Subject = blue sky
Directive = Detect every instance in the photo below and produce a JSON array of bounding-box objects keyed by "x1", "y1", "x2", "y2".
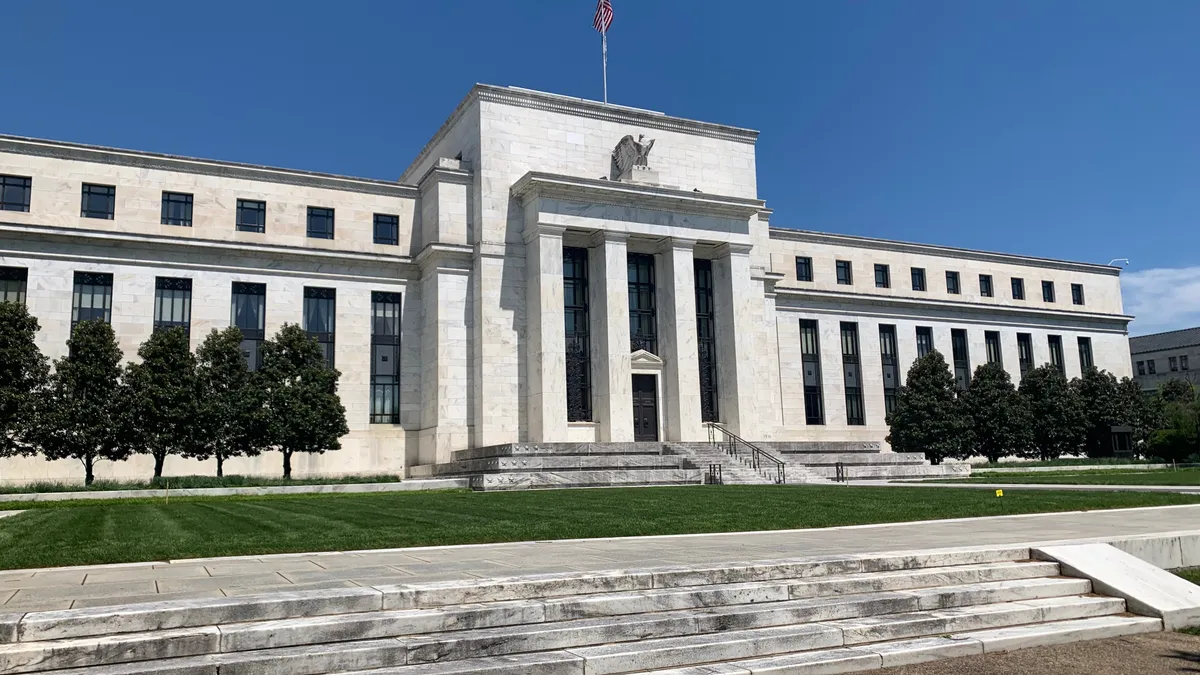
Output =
[{"x1": 4, "y1": 1, "x2": 1198, "y2": 334}]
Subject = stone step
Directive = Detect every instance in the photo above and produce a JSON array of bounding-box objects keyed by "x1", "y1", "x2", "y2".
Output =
[
  {"x1": 468, "y1": 469, "x2": 703, "y2": 490},
  {"x1": 450, "y1": 443, "x2": 666, "y2": 462},
  {"x1": 776, "y1": 453, "x2": 932, "y2": 466},
  {"x1": 409, "y1": 455, "x2": 685, "y2": 478},
  {"x1": 808, "y1": 464, "x2": 971, "y2": 480}
]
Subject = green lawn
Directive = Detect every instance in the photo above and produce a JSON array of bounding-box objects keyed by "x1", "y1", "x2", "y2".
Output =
[
  {"x1": 945, "y1": 468, "x2": 1200, "y2": 486},
  {"x1": 1, "y1": 485, "x2": 1199, "y2": 570}
]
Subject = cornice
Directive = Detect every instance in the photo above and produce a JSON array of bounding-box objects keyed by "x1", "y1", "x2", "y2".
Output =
[
  {"x1": 0, "y1": 221, "x2": 415, "y2": 268},
  {"x1": 511, "y1": 171, "x2": 765, "y2": 221},
  {"x1": 774, "y1": 285, "x2": 1132, "y2": 328},
  {"x1": 415, "y1": 242, "x2": 474, "y2": 273},
  {"x1": 768, "y1": 227, "x2": 1121, "y2": 276},
  {"x1": 0, "y1": 135, "x2": 420, "y2": 200},
  {"x1": 417, "y1": 159, "x2": 473, "y2": 193}
]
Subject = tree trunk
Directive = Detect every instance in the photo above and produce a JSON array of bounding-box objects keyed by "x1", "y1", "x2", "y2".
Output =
[
  {"x1": 216, "y1": 453, "x2": 224, "y2": 478},
  {"x1": 83, "y1": 457, "x2": 95, "y2": 486},
  {"x1": 282, "y1": 450, "x2": 292, "y2": 480},
  {"x1": 153, "y1": 452, "x2": 166, "y2": 479}
]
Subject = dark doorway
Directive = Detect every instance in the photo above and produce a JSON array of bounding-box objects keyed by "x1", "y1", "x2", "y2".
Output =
[{"x1": 632, "y1": 374, "x2": 659, "y2": 442}]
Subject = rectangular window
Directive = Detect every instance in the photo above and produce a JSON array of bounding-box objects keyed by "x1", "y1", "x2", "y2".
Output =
[
  {"x1": 0, "y1": 175, "x2": 32, "y2": 212},
  {"x1": 916, "y1": 326, "x2": 934, "y2": 358},
  {"x1": 1148, "y1": 359, "x2": 1157, "y2": 375},
  {"x1": 231, "y1": 282, "x2": 266, "y2": 371},
  {"x1": 71, "y1": 271, "x2": 113, "y2": 326},
  {"x1": 879, "y1": 325, "x2": 899, "y2": 415},
  {"x1": 306, "y1": 206, "x2": 335, "y2": 240},
  {"x1": 0, "y1": 267, "x2": 28, "y2": 305},
  {"x1": 236, "y1": 199, "x2": 266, "y2": 233},
  {"x1": 160, "y1": 191, "x2": 193, "y2": 227},
  {"x1": 695, "y1": 259, "x2": 719, "y2": 423},
  {"x1": 1012, "y1": 278, "x2": 1025, "y2": 300},
  {"x1": 373, "y1": 213, "x2": 399, "y2": 246},
  {"x1": 985, "y1": 330, "x2": 1002, "y2": 365},
  {"x1": 1183, "y1": 355, "x2": 1190, "y2": 371},
  {"x1": 911, "y1": 267, "x2": 927, "y2": 292},
  {"x1": 874, "y1": 264, "x2": 890, "y2": 289},
  {"x1": 564, "y1": 247, "x2": 592, "y2": 422},
  {"x1": 628, "y1": 253, "x2": 656, "y2": 354},
  {"x1": 80, "y1": 184, "x2": 115, "y2": 220},
  {"x1": 795, "y1": 256, "x2": 813, "y2": 282},
  {"x1": 946, "y1": 271, "x2": 961, "y2": 295},
  {"x1": 370, "y1": 291, "x2": 401, "y2": 424},
  {"x1": 1137, "y1": 361, "x2": 1145, "y2": 376},
  {"x1": 841, "y1": 322, "x2": 865, "y2": 425},
  {"x1": 1042, "y1": 280, "x2": 1056, "y2": 303},
  {"x1": 1048, "y1": 335, "x2": 1065, "y2": 375},
  {"x1": 303, "y1": 287, "x2": 336, "y2": 367},
  {"x1": 979, "y1": 274, "x2": 993, "y2": 297},
  {"x1": 153, "y1": 277, "x2": 192, "y2": 336},
  {"x1": 1071, "y1": 283, "x2": 1085, "y2": 306},
  {"x1": 836, "y1": 260, "x2": 853, "y2": 285},
  {"x1": 1078, "y1": 337, "x2": 1094, "y2": 371},
  {"x1": 800, "y1": 319, "x2": 824, "y2": 425},
  {"x1": 1017, "y1": 333, "x2": 1034, "y2": 377},
  {"x1": 951, "y1": 328, "x2": 970, "y2": 390},
  {"x1": 1170, "y1": 356, "x2": 1178, "y2": 372}
]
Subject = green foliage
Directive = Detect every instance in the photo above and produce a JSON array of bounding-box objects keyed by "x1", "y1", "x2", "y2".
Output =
[
  {"x1": 258, "y1": 324, "x2": 348, "y2": 479},
  {"x1": 193, "y1": 327, "x2": 268, "y2": 477},
  {"x1": 959, "y1": 362, "x2": 1030, "y2": 463},
  {"x1": 886, "y1": 351, "x2": 969, "y2": 464},
  {"x1": 1018, "y1": 364, "x2": 1086, "y2": 461},
  {"x1": 124, "y1": 328, "x2": 201, "y2": 478},
  {"x1": 1158, "y1": 379, "x2": 1196, "y2": 405},
  {"x1": 0, "y1": 302, "x2": 49, "y2": 462},
  {"x1": 35, "y1": 321, "x2": 133, "y2": 484},
  {"x1": 1072, "y1": 368, "x2": 1156, "y2": 457},
  {"x1": 1146, "y1": 383, "x2": 1200, "y2": 463}
]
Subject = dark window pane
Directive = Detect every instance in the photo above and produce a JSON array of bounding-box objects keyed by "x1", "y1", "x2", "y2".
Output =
[
  {"x1": 800, "y1": 319, "x2": 824, "y2": 425},
  {"x1": 836, "y1": 260, "x2": 852, "y2": 285},
  {"x1": 0, "y1": 175, "x2": 32, "y2": 212},
  {"x1": 0, "y1": 266, "x2": 28, "y2": 305},
  {"x1": 946, "y1": 271, "x2": 960, "y2": 295},
  {"x1": 370, "y1": 291, "x2": 401, "y2": 424},
  {"x1": 874, "y1": 264, "x2": 890, "y2": 289},
  {"x1": 979, "y1": 275, "x2": 993, "y2": 297},
  {"x1": 1017, "y1": 333, "x2": 1034, "y2": 376},
  {"x1": 628, "y1": 253, "x2": 656, "y2": 354},
  {"x1": 879, "y1": 325, "x2": 899, "y2": 415},
  {"x1": 985, "y1": 331, "x2": 1002, "y2": 365},
  {"x1": 1048, "y1": 335, "x2": 1065, "y2": 375},
  {"x1": 1078, "y1": 337, "x2": 1094, "y2": 371},
  {"x1": 236, "y1": 199, "x2": 266, "y2": 233},
  {"x1": 304, "y1": 287, "x2": 336, "y2": 367},
  {"x1": 230, "y1": 282, "x2": 266, "y2": 371},
  {"x1": 1012, "y1": 278, "x2": 1025, "y2": 300},
  {"x1": 373, "y1": 213, "x2": 399, "y2": 246},
  {"x1": 306, "y1": 207, "x2": 335, "y2": 240},
  {"x1": 81, "y1": 184, "x2": 115, "y2": 219},
  {"x1": 911, "y1": 268, "x2": 926, "y2": 292},
  {"x1": 160, "y1": 192, "x2": 193, "y2": 226},
  {"x1": 795, "y1": 256, "x2": 813, "y2": 282},
  {"x1": 1042, "y1": 281, "x2": 1055, "y2": 303},
  {"x1": 695, "y1": 259, "x2": 718, "y2": 422},
  {"x1": 1071, "y1": 283, "x2": 1085, "y2": 305},
  {"x1": 154, "y1": 277, "x2": 192, "y2": 336},
  {"x1": 564, "y1": 247, "x2": 592, "y2": 422},
  {"x1": 916, "y1": 327, "x2": 934, "y2": 358},
  {"x1": 71, "y1": 271, "x2": 113, "y2": 325},
  {"x1": 841, "y1": 322, "x2": 864, "y2": 425},
  {"x1": 951, "y1": 328, "x2": 970, "y2": 390}
]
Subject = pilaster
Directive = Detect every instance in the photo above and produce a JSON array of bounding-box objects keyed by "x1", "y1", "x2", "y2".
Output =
[
  {"x1": 711, "y1": 242, "x2": 758, "y2": 437},
  {"x1": 524, "y1": 225, "x2": 567, "y2": 442},
  {"x1": 657, "y1": 238, "x2": 703, "y2": 441},
  {"x1": 589, "y1": 231, "x2": 634, "y2": 442},
  {"x1": 416, "y1": 244, "x2": 473, "y2": 464}
]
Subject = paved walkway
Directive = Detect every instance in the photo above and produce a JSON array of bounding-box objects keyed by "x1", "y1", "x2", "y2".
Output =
[{"x1": 2, "y1": 504, "x2": 1200, "y2": 614}]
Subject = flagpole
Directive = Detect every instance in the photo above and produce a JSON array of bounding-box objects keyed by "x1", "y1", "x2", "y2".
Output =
[{"x1": 602, "y1": 30, "x2": 609, "y2": 104}]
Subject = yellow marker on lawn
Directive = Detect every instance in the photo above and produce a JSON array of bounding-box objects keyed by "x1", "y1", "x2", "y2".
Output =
[{"x1": 995, "y1": 489, "x2": 1004, "y2": 497}]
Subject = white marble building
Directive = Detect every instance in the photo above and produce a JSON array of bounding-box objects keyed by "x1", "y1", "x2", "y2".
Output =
[{"x1": 0, "y1": 85, "x2": 1133, "y2": 483}]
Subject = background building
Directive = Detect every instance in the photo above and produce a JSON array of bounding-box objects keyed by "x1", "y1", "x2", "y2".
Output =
[
  {"x1": 1130, "y1": 327, "x2": 1200, "y2": 391},
  {"x1": 0, "y1": 85, "x2": 1133, "y2": 483}
]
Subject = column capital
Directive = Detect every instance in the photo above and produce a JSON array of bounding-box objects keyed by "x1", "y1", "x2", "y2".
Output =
[
  {"x1": 522, "y1": 223, "x2": 566, "y2": 244},
  {"x1": 588, "y1": 230, "x2": 629, "y2": 247},
  {"x1": 656, "y1": 236, "x2": 697, "y2": 253},
  {"x1": 713, "y1": 242, "x2": 754, "y2": 257}
]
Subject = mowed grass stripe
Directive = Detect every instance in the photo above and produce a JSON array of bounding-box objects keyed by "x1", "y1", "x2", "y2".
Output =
[
  {"x1": 947, "y1": 467, "x2": 1200, "y2": 486},
  {"x1": 1, "y1": 485, "x2": 1199, "y2": 570}
]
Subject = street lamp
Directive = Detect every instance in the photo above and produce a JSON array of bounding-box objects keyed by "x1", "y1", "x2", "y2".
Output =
[{"x1": 1107, "y1": 258, "x2": 1130, "y2": 267}]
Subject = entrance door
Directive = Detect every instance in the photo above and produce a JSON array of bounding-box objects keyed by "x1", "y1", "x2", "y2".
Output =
[{"x1": 632, "y1": 374, "x2": 659, "y2": 442}]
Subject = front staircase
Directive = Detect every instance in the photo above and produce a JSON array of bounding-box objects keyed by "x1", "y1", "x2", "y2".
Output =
[
  {"x1": 0, "y1": 546, "x2": 1163, "y2": 674},
  {"x1": 665, "y1": 443, "x2": 828, "y2": 484}
]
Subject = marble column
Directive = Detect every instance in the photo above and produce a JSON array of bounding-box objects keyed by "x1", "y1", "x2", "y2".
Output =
[
  {"x1": 711, "y1": 243, "x2": 758, "y2": 438},
  {"x1": 657, "y1": 238, "x2": 703, "y2": 441},
  {"x1": 417, "y1": 246, "x2": 473, "y2": 465},
  {"x1": 523, "y1": 225, "x2": 567, "y2": 442},
  {"x1": 589, "y1": 231, "x2": 634, "y2": 442}
]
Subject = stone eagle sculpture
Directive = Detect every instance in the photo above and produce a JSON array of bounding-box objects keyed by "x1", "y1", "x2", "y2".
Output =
[{"x1": 612, "y1": 134, "x2": 655, "y2": 177}]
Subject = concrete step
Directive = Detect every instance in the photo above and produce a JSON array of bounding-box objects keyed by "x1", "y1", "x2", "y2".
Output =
[
  {"x1": 409, "y1": 455, "x2": 684, "y2": 478},
  {"x1": 777, "y1": 453, "x2": 932, "y2": 466},
  {"x1": 468, "y1": 469, "x2": 703, "y2": 490},
  {"x1": 808, "y1": 464, "x2": 971, "y2": 480},
  {"x1": 664, "y1": 444, "x2": 825, "y2": 485},
  {"x1": 451, "y1": 443, "x2": 666, "y2": 462}
]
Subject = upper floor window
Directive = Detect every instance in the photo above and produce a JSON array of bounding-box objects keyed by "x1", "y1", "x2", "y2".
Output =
[
  {"x1": 160, "y1": 192, "x2": 193, "y2": 227},
  {"x1": 0, "y1": 175, "x2": 31, "y2": 212},
  {"x1": 303, "y1": 287, "x2": 337, "y2": 367},
  {"x1": 915, "y1": 326, "x2": 934, "y2": 357},
  {"x1": 1137, "y1": 361, "x2": 1145, "y2": 376},
  {"x1": 72, "y1": 272, "x2": 113, "y2": 326},
  {"x1": 979, "y1": 274, "x2": 993, "y2": 298},
  {"x1": 236, "y1": 199, "x2": 266, "y2": 233},
  {"x1": 1042, "y1": 280, "x2": 1056, "y2": 303},
  {"x1": 1048, "y1": 334, "x2": 1065, "y2": 375},
  {"x1": 945, "y1": 271, "x2": 960, "y2": 295},
  {"x1": 1011, "y1": 277, "x2": 1025, "y2": 300},
  {"x1": 373, "y1": 213, "x2": 399, "y2": 246},
  {"x1": 154, "y1": 277, "x2": 192, "y2": 336},
  {"x1": 795, "y1": 256, "x2": 813, "y2": 282},
  {"x1": 231, "y1": 282, "x2": 266, "y2": 371},
  {"x1": 1071, "y1": 283, "x2": 1085, "y2": 306},
  {"x1": 1147, "y1": 359, "x2": 1157, "y2": 375},
  {"x1": 81, "y1": 184, "x2": 115, "y2": 220},
  {"x1": 911, "y1": 267, "x2": 926, "y2": 292},
  {"x1": 1078, "y1": 337, "x2": 1094, "y2": 371},
  {"x1": 836, "y1": 260, "x2": 852, "y2": 285},
  {"x1": 306, "y1": 206, "x2": 335, "y2": 240},
  {"x1": 1170, "y1": 356, "x2": 1179, "y2": 372},
  {"x1": 0, "y1": 267, "x2": 28, "y2": 305},
  {"x1": 874, "y1": 264, "x2": 890, "y2": 289}
]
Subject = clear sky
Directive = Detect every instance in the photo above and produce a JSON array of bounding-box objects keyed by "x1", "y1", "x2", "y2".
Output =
[{"x1": 4, "y1": 1, "x2": 1198, "y2": 334}]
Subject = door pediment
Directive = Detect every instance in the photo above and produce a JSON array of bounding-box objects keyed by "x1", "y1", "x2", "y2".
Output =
[{"x1": 631, "y1": 349, "x2": 664, "y2": 371}]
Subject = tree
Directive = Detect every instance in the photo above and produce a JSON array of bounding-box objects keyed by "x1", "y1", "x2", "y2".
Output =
[
  {"x1": 1145, "y1": 397, "x2": 1199, "y2": 463},
  {"x1": 1018, "y1": 364, "x2": 1086, "y2": 461},
  {"x1": 36, "y1": 321, "x2": 133, "y2": 485},
  {"x1": 0, "y1": 302, "x2": 49, "y2": 465},
  {"x1": 193, "y1": 327, "x2": 267, "y2": 477},
  {"x1": 1158, "y1": 379, "x2": 1195, "y2": 405},
  {"x1": 959, "y1": 362, "x2": 1031, "y2": 464},
  {"x1": 258, "y1": 324, "x2": 348, "y2": 479},
  {"x1": 1072, "y1": 369, "x2": 1156, "y2": 457},
  {"x1": 124, "y1": 327, "x2": 201, "y2": 479},
  {"x1": 886, "y1": 351, "x2": 969, "y2": 465}
]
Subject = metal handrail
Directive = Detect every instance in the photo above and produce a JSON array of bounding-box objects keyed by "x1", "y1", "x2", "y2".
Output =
[{"x1": 705, "y1": 422, "x2": 786, "y2": 484}]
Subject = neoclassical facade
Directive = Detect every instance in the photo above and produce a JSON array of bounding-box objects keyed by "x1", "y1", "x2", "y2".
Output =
[{"x1": 0, "y1": 85, "x2": 1133, "y2": 482}]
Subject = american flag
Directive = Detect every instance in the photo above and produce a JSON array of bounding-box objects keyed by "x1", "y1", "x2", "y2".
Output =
[{"x1": 593, "y1": 0, "x2": 613, "y2": 34}]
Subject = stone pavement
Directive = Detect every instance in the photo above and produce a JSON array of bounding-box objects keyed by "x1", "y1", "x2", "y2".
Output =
[{"x1": 2, "y1": 504, "x2": 1200, "y2": 614}]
